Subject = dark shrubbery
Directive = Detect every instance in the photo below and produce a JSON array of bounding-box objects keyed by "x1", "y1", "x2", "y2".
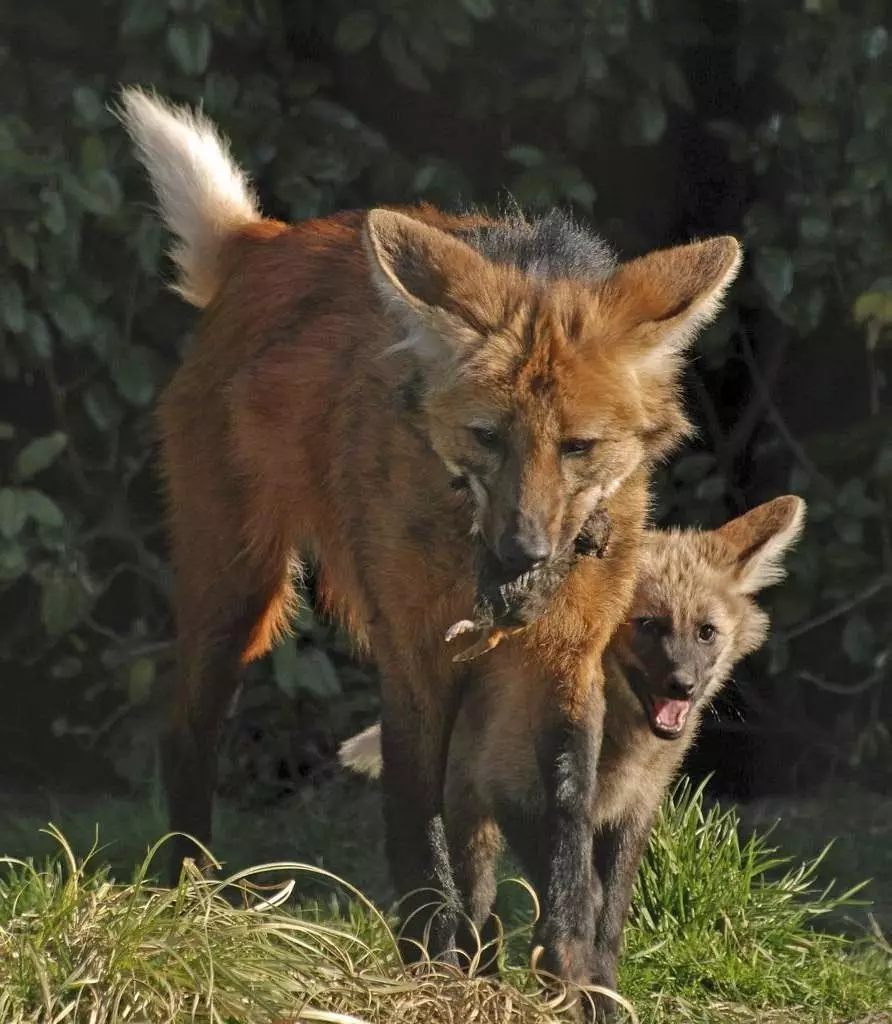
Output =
[{"x1": 1, "y1": 0, "x2": 890, "y2": 796}]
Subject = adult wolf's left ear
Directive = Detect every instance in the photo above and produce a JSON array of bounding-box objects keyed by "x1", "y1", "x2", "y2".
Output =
[
  {"x1": 715, "y1": 495, "x2": 807, "y2": 595},
  {"x1": 607, "y1": 236, "x2": 743, "y2": 371}
]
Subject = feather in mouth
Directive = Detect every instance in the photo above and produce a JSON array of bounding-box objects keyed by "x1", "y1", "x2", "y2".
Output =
[{"x1": 445, "y1": 505, "x2": 613, "y2": 663}]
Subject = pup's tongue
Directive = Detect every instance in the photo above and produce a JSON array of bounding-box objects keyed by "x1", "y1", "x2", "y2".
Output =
[{"x1": 651, "y1": 697, "x2": 691, "y2": 732}]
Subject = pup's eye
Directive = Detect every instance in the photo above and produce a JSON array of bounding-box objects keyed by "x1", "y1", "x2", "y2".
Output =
[
  {"x1": 469, "y1": 426, "x2": 500, "y2": 450},
  {"x1": 561, "y1": 438, "x2": 596, "y2": 457},
  {"x1": 634, "y1": 617, "x2": 659, "y2": 635},
  {"x1": 697, "y1": 623, "x2": 717, "y2": 644}
]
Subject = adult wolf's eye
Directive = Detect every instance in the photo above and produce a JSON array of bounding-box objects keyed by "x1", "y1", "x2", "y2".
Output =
[
  {"x1": 560, "y1": 438, "x2": 596, "y2": 457},
  {"x1": 470, "y1": 426, "x2": 500, "y2": 450},
  {"x1": 697, "y1": 623, "x2": 717, "y2": 644}
]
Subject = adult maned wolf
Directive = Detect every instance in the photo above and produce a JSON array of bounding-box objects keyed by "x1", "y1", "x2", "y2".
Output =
[
  {"x1": 117, "y1": 86, "x2": 742, "y2": 985},
  {"x1": 341, "y1": 495, "x2": 806, "y2": 1018}
]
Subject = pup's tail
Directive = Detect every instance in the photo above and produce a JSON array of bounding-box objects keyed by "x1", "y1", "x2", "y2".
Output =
[
  {"x1": 116, "y1": 87, "x2": 261, "y2": 308},
  {"x1": 338, "y1": 723, "x2": 384, "y2": 780}
]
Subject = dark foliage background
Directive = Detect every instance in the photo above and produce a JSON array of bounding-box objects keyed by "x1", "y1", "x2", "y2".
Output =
[{"x1": 1, "y1": 0, "x2": 890, "y2": 808}]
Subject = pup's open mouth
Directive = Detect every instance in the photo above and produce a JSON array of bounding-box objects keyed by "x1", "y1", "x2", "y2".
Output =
[{"x1": 646, "y1": 695, "x2": 692, "y2": 739}]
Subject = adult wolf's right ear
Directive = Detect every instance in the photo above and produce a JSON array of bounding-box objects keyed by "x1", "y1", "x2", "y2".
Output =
[
  {"x1": 715, "y1": 495, "x2": 807, "y2": 595},
  {"x1": 607, "y1": 235, "x2": 743, "y2": 372}
]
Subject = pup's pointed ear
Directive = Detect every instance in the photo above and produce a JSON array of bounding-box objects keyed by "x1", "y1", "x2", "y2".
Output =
[
  {"x1": 608, "y1": 235, "x2": 742, "y2": 370},
  {"x1": 715, "y1": 495, "x2": 806, "y2": 595},
  {"x1": 364, "y1": 209, "x2": 503, "y2": 362}
]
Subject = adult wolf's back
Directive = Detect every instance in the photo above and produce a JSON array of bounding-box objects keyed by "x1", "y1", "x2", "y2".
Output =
[{"x1": 117, "y1": 86, "x2": 742, "y2": 988}]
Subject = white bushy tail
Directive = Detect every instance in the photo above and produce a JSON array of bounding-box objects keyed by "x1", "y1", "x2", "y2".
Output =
[
  {"x1": 116, "y1": 87, "x2": 261, "y2": 308},
  {"x1": 338, "y1": 723, "x2": 384, "y2": 780}
]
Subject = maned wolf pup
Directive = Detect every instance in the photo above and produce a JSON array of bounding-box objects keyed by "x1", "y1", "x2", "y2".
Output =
[{"x1": 340, "y1": 496, "x2": 805, "y2": 1017}]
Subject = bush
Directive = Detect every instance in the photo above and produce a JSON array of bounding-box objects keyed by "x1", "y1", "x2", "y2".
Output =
[{"x1": 1, "y1": 0, "x2": 890, "y2": 791}]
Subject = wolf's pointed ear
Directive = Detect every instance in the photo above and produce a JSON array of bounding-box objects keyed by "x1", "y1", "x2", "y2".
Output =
[
  {"x1": 608, "y1": 236, "x2": 742, "y2": 370},
  {"x1": 715, "y1": 495, "x2": 806, "y2": 595},
  {"x1": 364, "y1": 209, "x2": 501, "y2": 361}
]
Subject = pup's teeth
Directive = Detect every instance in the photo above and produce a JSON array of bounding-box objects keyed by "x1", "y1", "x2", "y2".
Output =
[{"x1": 651, "y1": 698, "x2": 691, "y2": 731}]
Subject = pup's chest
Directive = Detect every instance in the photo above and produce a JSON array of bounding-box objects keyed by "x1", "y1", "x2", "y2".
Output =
[{"x1": 592, "y1": 727, "x2": 677, "y2": 828}]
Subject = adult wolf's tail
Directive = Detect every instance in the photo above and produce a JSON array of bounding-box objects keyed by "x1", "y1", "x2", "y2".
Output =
[{"x1": 116, "y1": 87, "x2": 261, "y2": 308}]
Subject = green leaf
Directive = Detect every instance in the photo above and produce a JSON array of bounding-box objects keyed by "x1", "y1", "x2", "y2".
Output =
[
  {"x1": 40, "y1": 574, "x2": 92, "y2": 637},
  {"x1": 128, "y1": 657, "x2": 156, "y2": 705},
  {"x1": 4, "y1": 226, "x2": 37, "y2": 271},
  {"x1": 506, "y1": 144, "x2": 545, "y2": 167},
  {"x1": 438, "y1": 5, "x2": 473, "y2": 46},
  {"x1": 628, "y1": 94, "x2": 667, "y2": 146},
  {"x1": 842, "y1": 614, "x2": 874, "y2": 665},
  {"x1": 671, "y1": 453, "x2": 716, "y2": 484},
  {"x1": 203, "y1": 72, "x2": 240, "y2": 113},
  {"x1": 73, "y1": 170, "x2": 123, "y2": 217},
  {"x1": 695, "y1": 475, "x2": 726, "y2": 502},
  {"x1": 295, "y1": 646, "x2": 343, "y2": 700},
  {"x1": 754, "y1": 248, "x2": 794, "y2": 308},
  {"x1": 836, "y1": 477, "x2": 880, "y2": 518},
  {"x1": 511, "y1": 168, "x2": 556, "y2": 209},
  {"x1": 110, "y1": 345, "x2": 158, "y2": 407},
  {"x1": 25, "y1": 313, "x2": 53, "y2": 360},
  {"x1": 798, "y1": 214, "x2": 829, "y2": 245},
  {"x1": 84, "y1": 382, "x2": 123, "y2": 432},
  {"x1": 121, "y1": 0, "x2": 168, "y2": 37},
  {"x1": 51, "y1": 656, "x2": 83, "y2": 680},
  {"x1": 795, "y1": 110, "x2": 836, "y2": 144},
  {"x1": 80, "y1": 135, "x2": 107, "y2": 176},
  {"x1": 15, "y1": 432, "x2": 68, "y2": 480},
  {"x1": 1, "y1": 352, "x2": 18, "y2": 382},
  {"x1": 0, "y1": 279, "x2": 25, "y2": 333},
  {"x1": 563, "y1": 179, "x2": 596, "y2": 211},
  {"x1": 48, "y1": 294, "x2": 93, "y2": 342},
  {"x1": 274, "y1": 641, "x2": 342, "y2": 700},
  {"x1": 409, "y1": 28, "x2": 450, "y2": 72},
  {"x1": 0, "y1": 544, "x2": 27, "y2": 582},
  {"x1": 333, "y1": 11, "x2": 377, "y2": 53},
  {"x1": 412, "y1": 163, "x2": 439, "y2": 193},
  {"x1": 853, "y1": 290, "x2": 892, "y2": 327},
  {"x1": 461, "y1": 0, "x2": 495, "y2": 20},
  {"x1": 272, "y1": 637, "x2": 302, "y2": 698},
  {"x1": 836, "y1": 518, "x2": 863, "y2": 545},
  {"x1": 0, "y1": 489, "x2": 27, "y2": 539},
  {"x1": 874, "y1": 445, "x2": 892, "y2": 478},
  {"x1": 564, "y1": 99, "x2": 594, "y2": 150},
  {"x1": 134, "y1": 215, "x2": 162, "y2": 274},
  {"x1": 766, "y1": 637, "x2": 789, "y2": 676},
  {"x1": 378, "y1": 43, "x2": 424, "y2": 98},
  {"x1": 21, "y1": 489, "x2": 64, "y2": 529},
  {"x1": 41, "y1": 190, "x2": 67, "y2": 235},
  {"x1": 862, "y1": 25, "x2": 888, "y2": 61},
  {"x1": 380, "y1": 28, "x2": 429, "y2": 92},
  {"x1": 167, "y1": 20, "x2": 212, "y2": 75},
  {"x1": 582, "y1": 46, "x2": 609, "y2": 83},
  {"x1": 743, "y1": 202, "x2": 781, "y2": 246},
  {"x1": 662, "y1": 60, "x2": 694, "y2": 112},
  {"x1": 73, "y1": 86, "x2": 103, "y2": 124}
]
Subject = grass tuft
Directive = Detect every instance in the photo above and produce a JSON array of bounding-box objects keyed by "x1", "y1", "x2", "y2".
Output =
[{"x1": 0, "y1": 783, "x2": 888, "y2": 1024}]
